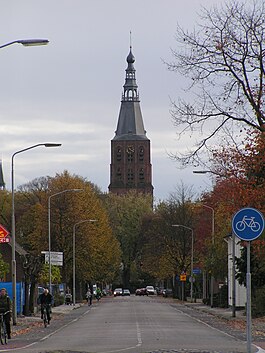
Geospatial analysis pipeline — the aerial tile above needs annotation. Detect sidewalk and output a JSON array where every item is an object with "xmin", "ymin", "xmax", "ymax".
[
  {"xmin": 183, "ymin": 301, "xmax": 265, "ymax": 351},
  {"xmin": 184, "ymin": 301, "xmax": 246, "ymax": 320}
]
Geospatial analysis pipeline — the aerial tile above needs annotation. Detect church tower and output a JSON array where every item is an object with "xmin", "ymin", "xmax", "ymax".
[{"xmin": 109, "ymin": 46, "xmax": 153, "ymax": 196}]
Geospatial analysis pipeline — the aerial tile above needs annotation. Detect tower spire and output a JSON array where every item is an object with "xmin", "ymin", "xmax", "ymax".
[{"xmin": 114, "ymin": 45, "xmax": 147, "ymax": 139}]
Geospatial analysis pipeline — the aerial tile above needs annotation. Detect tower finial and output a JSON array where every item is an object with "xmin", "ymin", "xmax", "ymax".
[{"xmin": 130, "ymin": 31, "xmax": 132, "ymax": 49}]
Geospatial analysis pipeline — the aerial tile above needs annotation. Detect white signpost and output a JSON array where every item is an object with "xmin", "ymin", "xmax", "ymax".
[{"xmin": 41, "ymin": 251, "xmax": 63, "ymax": 266}]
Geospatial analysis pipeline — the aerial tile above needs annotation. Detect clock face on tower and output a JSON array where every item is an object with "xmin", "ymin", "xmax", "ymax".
[{"xmin": 126, "ymin": 145, "xmax": 135, "ymax": 153}]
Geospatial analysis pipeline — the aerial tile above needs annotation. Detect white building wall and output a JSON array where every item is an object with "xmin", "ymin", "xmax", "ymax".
[{"xmin": 227, "ymin": 235, "xmax": 246, "ymax": 307}]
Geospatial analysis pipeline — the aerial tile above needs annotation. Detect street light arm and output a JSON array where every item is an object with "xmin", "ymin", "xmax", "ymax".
[
  {"xmin": 0, "ymin": 39, "xmax": 49, "ymax": 49},
  {"xmin": 17, "ymin": 39, "xmax": 49, "ymax": 46},
  {"xmin": 192, "ymin": 169, "xmax": 226, "ymax": 177},
  {"xmin": 48, "ymin": 185, "xmax": 83, "ymax": 201},
  {"xmin": 12, "ymin": 143, "xmax": 61, "ymax": 160},
  {"xmin": 172, "ymin": 224, "xmax": 193, "ymax": 233},
  {"xmin": 73, "ymin": 219, "xmax": 97, "ymax": 231}
]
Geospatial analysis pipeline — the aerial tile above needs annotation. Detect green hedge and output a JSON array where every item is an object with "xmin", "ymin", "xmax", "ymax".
[{"xmin": 252, "ymin": 286, "xmax": 265, "ymax": 318}]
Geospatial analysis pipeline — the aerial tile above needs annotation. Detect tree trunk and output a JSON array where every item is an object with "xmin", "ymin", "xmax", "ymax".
[
  {"xmin": 122, "ymin": 266, "xmax": 130, "ymax": 288},
  {"xmin": 23, "ymin": 280, "xmax": 30, "ymax": 316}
]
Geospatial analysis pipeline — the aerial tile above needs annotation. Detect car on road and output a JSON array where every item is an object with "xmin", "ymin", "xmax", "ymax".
[
  {"xmin": 122, "ymin": 289, "xmax": 131, "ymax": 296},
  {"xmin": 113, "ymin": 288, "xmax": 123, "ymax": 297},
  {"xmin": 146, "ymin": 285, "xmax": 156, "ymax": 295},
  {"xmin": 135, "ymin": 288, "xmax": 148, "ymax": 296},
  {"xmin": 162, "ymin": 288, "xmax": 173, "ymax": 297}
]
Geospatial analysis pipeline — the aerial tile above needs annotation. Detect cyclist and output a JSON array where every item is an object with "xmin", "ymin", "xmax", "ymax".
[
  {"xmin": 38, "ymin": 288, "xmax": 53, "ymax": 324},
  {"xmin": 95, "ymin": 287, "xmax": 101, "ymax": 301},
  {"xmin": 0, "ymin": 288, "xmax": 11, "ymax": 339}
]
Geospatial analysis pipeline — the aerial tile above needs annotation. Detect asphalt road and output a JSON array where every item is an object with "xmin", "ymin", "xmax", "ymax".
[{"xmin": 2, "ymin": 296, "xmax": 262, "ymax": 353}]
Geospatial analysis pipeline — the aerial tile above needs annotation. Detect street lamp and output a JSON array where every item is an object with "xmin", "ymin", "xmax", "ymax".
[
  {"xmin": 72, "ymin": 220, "xmax": 97, "ymax": 305},
  {"xmin": 0, "ymin": 39, "xmax": 49, "ymax": 49},
  {"xmin": 201, "ymin": 204, "xmax": 215, "ymax": 308},
  {"xmin": 193, "ymin": 170, "xmax": 212, "ymax": 174},
  {"xmin": 193, "ymin": 170, "xmax": 216, "ymax": 307},
  {"xmin": 172, "ymin": 224, "xmax": 194, "ymax": 302},
  {"xmin": 48, "ymin": 189, "xmax": 83, "ymax": 294},
  {"xmin": 11, "ymin": 143, "xmax": 61, "ymax": 325}
]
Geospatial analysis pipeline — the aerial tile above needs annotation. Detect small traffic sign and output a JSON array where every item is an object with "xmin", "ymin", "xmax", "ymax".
[
  {"xmin": 0, "ymin": 224, "xmax": 9, "ymax": 239},
  {"xmin": 232, "ymin": 208, "xmax": 264, "ymax": 241},
  {"xmin": 189, "ymin": 276, "xmax": 195, "ymax": 283},
  {"xmin": 193, "ymin": 268, "xmax": 201, "ymax": 275},
  {"xmin": 180, "ymin": 274, "xmax": 187, "ymax": 282}
]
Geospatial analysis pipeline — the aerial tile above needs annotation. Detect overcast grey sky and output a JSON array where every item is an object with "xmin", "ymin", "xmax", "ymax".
[{"xmin": 0, "ymin": 0, "xmax": 221, "ymax": 201}]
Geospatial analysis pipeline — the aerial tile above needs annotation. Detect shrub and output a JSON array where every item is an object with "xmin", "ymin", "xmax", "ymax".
[{"xmin": 252, "ymin": 286, "xmax": 265, "ymax": 318}]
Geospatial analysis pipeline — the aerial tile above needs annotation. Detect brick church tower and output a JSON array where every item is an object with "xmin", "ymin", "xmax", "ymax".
[{"xmin": 109, "ymin": 46, "xmax": 153, "ymax": 196}]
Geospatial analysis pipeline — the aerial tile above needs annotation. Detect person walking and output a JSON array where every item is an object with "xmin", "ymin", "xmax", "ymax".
[
  {"xmin": 38, "ymin": 288, "xmax": 53, "ymax": 324},
  {"xmin": 0, "ymin": 288, "xmax": 11, "ymax": 339},
  {"xmin": 86, "ymin": 289, "xmax": 92, "ymax": 306}
]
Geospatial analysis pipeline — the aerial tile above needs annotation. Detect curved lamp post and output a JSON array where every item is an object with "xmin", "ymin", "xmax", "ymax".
[
  {"xmin": 201, "ymin": 204, "xmax": 215, "ymax": 308},
  {"xmin": 172, "ymin": 224, "xmax": 194, "ymax": 302},
  {"xmin": 193, "ymin": 170, "xmax": 217, "ymax": 308},
  {"xmin": 72, "ymin": 219, "xmax": 97, "ymax": 305},
  {"xmin": 0, "ymin": 39, "xmax": 49, "ymax": 49},
  {"xmin": 48, "ymin": 189, "xmax": 83, "ymax": 294},
  {"xmin": 12, "ymin": 143, "xmax": 61, "ymax": 325}
]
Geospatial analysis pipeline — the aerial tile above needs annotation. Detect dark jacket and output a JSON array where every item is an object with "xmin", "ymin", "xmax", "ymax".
[
  {"xmin": 38, "ymin": 292, "xmax": 53, "ymax": 306},
  {"xmin": 0, "ymin": 294, "xmax": 11, "ymax": 314}
]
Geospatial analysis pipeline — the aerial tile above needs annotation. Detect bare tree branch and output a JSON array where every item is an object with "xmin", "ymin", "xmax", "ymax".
[{"xmin": 166, "ymin": 0, "xmax": 265, "ymax": 165}]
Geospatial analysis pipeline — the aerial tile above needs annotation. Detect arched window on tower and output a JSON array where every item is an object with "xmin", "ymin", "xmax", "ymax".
[
  {"xmin": 139, "ymin": 168, "xmax": 144, "ymax": 181},
  {"xmin": 116, "ymin": 168, "xmax": 122, "ymax": 181},
  {"xmin": 116, "ymin": 147, "xmax": 122, "ymax": 162},
  {"xmin": 139, "ymin": 146, "xmax": 144, "ymax": 162}
]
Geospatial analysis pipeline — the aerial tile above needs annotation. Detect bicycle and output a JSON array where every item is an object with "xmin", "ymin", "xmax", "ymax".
[
  {"xmin": 0, "ymin": 311, "xmax": 10, "ymax": 345},
  {"xmin": 41, "ymin": 304, "xmax": 51, "ymax": 328},
  {"xmin": 236, "ymin": 216, "xmax": 261, "ymax": 232}
]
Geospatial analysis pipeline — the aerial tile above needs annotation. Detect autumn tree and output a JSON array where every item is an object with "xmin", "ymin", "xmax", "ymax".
[
  {"xmin": 0, "ymin": 253, "xmax": 9, "ymax": 281},
  {"xmin": 0, "ymin": 189, "xmax": 11, "ymax": 227},
  {"xmin": 139, "ymin": 212, "xmax": 170, "ymax": 283},
  {"xmin": 139, "ymin": 185, "xmax": 198, "ymax": 299},
  {"xmin": 199, "ymin": 129, "xmax": 265, "ymax": 308},
  {"xmin": 104, "ymin": 191, "xmax": 153, "ymax": 288},
  {"xmin": 16, "ymin": 171, "xmax": 121, "ymax": 302},
  {"xmin": 210, "ymin": 131, "xmax": 265, "ymax": 211},
  {"xmin": 167, "ymin": 0, "xmax": 265, "ymax": 164}
]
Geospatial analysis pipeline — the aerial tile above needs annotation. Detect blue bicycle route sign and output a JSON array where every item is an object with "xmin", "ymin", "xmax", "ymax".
[{"xmin": 232, "ymin": 207, "xmax": 264, "ymax": 241}]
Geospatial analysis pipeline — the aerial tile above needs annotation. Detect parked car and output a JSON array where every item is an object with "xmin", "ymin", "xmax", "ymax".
[
  {"xmin": 162, "ymin": 288, "xmax": 173, "ymax": 297},
  {"xmin": 146, "ymin": 285, "xmax": 156, "ymax": 295},
  {"xmin": 122, "ymin": 289, "xmax": 131, "ymax": 296},
  {"xmin": 135, "ymin": 288, "xmax": 148, "ymax": 296},
  {"xmin": 113, "ymin": 288, "xmax": 123, "ymax": 297},
  {"xmin": 155, "ymin": 287, "xmax": 164, "ymax": 295}
]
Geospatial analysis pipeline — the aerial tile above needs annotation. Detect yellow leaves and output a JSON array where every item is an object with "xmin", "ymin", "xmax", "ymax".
[{"xmin": 14, "ymin": 171, "xmax": 122, "ymax": 284}]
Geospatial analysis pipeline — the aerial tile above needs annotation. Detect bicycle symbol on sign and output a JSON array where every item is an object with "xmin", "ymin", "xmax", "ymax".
[{"xmin": 235, "ymin": 216, "xmax": 261, "ymax": 232}]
